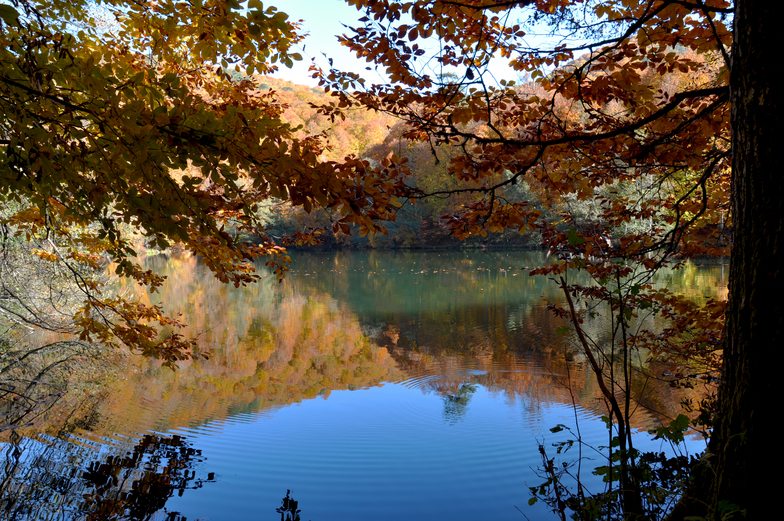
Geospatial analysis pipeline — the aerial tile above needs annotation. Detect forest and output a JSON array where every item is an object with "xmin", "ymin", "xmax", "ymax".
[{"xmin": 0, "ymin": 0, "xmax": 780, "ymax": 520}]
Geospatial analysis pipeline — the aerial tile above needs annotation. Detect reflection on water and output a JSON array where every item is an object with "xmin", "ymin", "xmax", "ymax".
[
  {"xmin": 0, "ymin": 251, "xmax": 722, "ymax": 520},
  {"xmin": 0, "ymin": 432, "xmax": 211, "ymax": 520},
  {"xmin": 277, "ymin": 490, "xmax": 302, "ymax": 521},
  {"xmin": 442, "ymin": 383, "xmax": 478, "ymax": 425}
]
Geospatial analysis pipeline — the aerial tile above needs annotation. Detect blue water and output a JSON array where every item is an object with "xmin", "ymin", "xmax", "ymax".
[
  {"xmin": 1, "ymin": 251, "xmax": 717, "ymax": 520},
  {"xmin": 155, "ymin": 383, "xmax": 704, "ymax": 521}
]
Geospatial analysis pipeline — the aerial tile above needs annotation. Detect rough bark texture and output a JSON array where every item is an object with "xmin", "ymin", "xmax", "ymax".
[{"xmin": 705, "ymin": 0, "xmax": 784, "ymax": 518}]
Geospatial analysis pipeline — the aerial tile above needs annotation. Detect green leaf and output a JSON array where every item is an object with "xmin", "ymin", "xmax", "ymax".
[
  {"xmin": 567, "ymin": 228, "xmax": 585, "ymax": 246},
  {"xmin": 555, "ymin": 326, "xmax": 570, "ymax": 335},
  {"xmin": 672, "ymin": 413, "xmax": 690, "ymax": 432},
  {"xmin": 0, "ymin": 5, "xmax": 19, "ymax": 25}
]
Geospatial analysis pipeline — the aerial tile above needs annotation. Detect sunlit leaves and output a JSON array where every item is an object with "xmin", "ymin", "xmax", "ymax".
[{"xmin": 0, "ymin": 0, "xmax": 406, "ymax": 364}]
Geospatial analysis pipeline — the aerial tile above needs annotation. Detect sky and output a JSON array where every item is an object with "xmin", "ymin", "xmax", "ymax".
[
  {"xmin": 267, "ymin": 0, "xmax": 526, "ymax": 88},
  {"xmin": 268, "ymin": 0, "xmax": 381, "ymax": 87}
]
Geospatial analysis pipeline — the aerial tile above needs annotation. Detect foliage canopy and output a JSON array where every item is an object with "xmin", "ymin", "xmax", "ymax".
[
  {"xmin": 0, "ymin": 0, "xmax": 401, "ymax": 364},
  {"xmin": 323, "ymin": 0, "xmax": 731, "ymax": 260}
]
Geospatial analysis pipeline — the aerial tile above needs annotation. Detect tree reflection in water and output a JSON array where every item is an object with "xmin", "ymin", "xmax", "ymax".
[
  {"xmin": 0, "ymin": 432, "xmax": 213, "ymax": 520},
  {"xmin": 276, "ymin": 489, "xmax": 302, "ymax": 521},
  {"xmin": 443, "ymin": 383, "xmax": 478, "ymax": 425},
  {"xmin": 0, "ymin": 252, "xmax": 721, "ymax": 519}
]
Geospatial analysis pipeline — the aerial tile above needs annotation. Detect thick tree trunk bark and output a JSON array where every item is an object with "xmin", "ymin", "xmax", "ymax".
[
  {"xmin": 699, "ymin": 1, "xmax": 784, "ymax": 518},
  {"xmin": 674, "ymin": 2, "xmax": 784, "ymax": 519}
]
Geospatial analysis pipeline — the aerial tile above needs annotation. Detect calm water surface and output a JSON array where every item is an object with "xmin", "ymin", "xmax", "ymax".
[{"xmin": 1, "ymin": 251, "xmax": 723, "ymax": 520}]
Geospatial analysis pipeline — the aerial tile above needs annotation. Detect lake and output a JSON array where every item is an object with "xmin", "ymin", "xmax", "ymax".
[{"xmin": 0, "ymin": 251, "xmax": 722, "ymax": 520}]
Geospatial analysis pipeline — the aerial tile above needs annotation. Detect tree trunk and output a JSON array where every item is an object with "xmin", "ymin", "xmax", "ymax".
[{"xmin": 694, "ymin": 1, "xmax": 784, "ymax": 518}]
